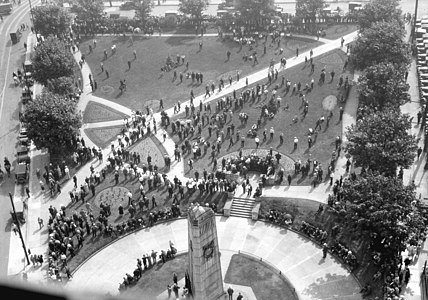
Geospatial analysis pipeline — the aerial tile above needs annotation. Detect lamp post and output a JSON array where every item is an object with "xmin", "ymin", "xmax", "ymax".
[{"xmin": 9, "ymin": 192, "xmax": 31, "ymax": 266}]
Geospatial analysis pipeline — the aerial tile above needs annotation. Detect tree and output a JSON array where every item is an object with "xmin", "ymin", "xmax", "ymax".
[
  {"xmin": 357, "ymin": 62, "xmax": 410, "ymax": 109},
  {"xmin": 345, "ymin": 107, "xmax": 417, "ymax": 176},
  {"xmin": 45, "ymin": 76, "xmax": 78, "ymax": 97},
  {"xmin": 357, "ymin": 0, "xmax": 403, "ymax": 31},
  {"xmin": 295, "ymin": 0, "xmax": 325, "ymax": 23},
  {"xmin": 31, "ymin": 5, "xmax": 71, "ymax": 37},
  {"xmin": 179, "ymin": 0, "xmax": 209, "ymax": 24},
  {"xmin": 341, "ymin": 173, "xmax": 424, "ymax": 260},
  {"xmin": 134, "ymin": 0, "xmax": 154, "ymax": 27},
  {"xmin": 32, "ymin": 36, "xmax": 75, "ymax": 86},
  {"xmin": 235, "ymin": 0, "xmax": 275, "ymax": 29},
  {"xmin": 350, "ymin": 20, "xmax": 411, "ymax": 70},
  {"xmin": 22, "ymin": 91, "xmax": 82, "ymax": 157},
  {"xmin": 74, "ymin": 0, "xmax": 105, "ymax": 33}
]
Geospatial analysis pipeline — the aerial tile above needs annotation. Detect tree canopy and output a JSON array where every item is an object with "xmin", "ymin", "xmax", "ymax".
[
  {"xmin": 45, "ymin": 76, "xmax": 78, "ymax": 97},
  {"xmin": 31, "ymin": 5, "xmax": 71, "ymax": 37},
  {"xmin": 73, "ymin": 0, "xmax": 105, "ymax": 33},
  {"xmin": 234, "ymin": 0, "xmax": 275, "ymax": 29},
  {"xmin": 341, "ymin": 173, "xmax": 424, "ymax": 259},
  {"xmin": 345, "ymin": 107, "xmax": 417, "ymax": 176},
  {"xmin": 350, "ymin": 20, "xmax": 410, "ymax": 70},
  {"xmin": 134, "ymin": 0, "xmax": 154, "ymax": 27},
  {"xmin": 22, "ymin": 91, "xmax": 82, "ymax": 157},
  {"xmin": 32, "ymin": 36, "xmax": 75, "ymax": 86},
  {"xmin": 295, "ymin": 0, "xmax": 325, "ymax": 22},
  {"xmin": 357, "ymin": 62, "xmax": 410, "ymax": 109},
  {"xmin": 357, "ymin": 0, "xmax": 403, "ymax": 30},
  {"xmin": 179, "ymin": 0, "xmax": 209, "ymax": 23}
]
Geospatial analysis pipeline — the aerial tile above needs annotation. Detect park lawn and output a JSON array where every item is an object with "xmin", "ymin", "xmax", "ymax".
[
  {"xmin": 83, "ymin": 101, "xmax": 126, "ymax": 123},
  {"xmin": 170, "ymin": 49, "xmax": 351, "ymax": 186},
  {"xmin": 259, "ymin": 197, "xmax": 321, "ymax": 230},
  {"xmin": 64, "ymin": 166, "xmax": 227, "ymax": 272},
  {"xmin": 118, "ymin": 252, "xmax": 299, "ymax": 300},
  {"xmin": 84, "ymin": 125, "xmax": 123, "ymax": 149},
  {"xmin": 120, "ymin": 254, "xmax": 188, "ymax": 300},
  {"xmin": 80, "ymin": 34, "xmax": 322, "ymax": 114},
  {"xmin": 224, "ymin": 254, "xmax": 299, "ymax": 300}
]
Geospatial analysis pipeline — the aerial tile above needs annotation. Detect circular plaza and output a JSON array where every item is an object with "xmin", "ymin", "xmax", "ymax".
[{"xmin": 67, "ymin": 217, "xmax": 361, "ymax": 300}]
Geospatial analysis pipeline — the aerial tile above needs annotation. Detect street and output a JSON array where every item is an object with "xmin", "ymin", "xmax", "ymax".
[{"xmin": 0, "ymin": 0, "xmax": 39, "ymax": 279}]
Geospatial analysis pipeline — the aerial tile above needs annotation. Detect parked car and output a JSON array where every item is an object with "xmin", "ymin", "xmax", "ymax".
[
  {"xmin": 15, "ymin": 162, "xmax": 29, "ymax": 185},
  {"xmin": 18, "ymin": 126, "xmax": 29, "ymax": 146},
  {"xmin": 17, "ymin": 145, "xmax": 30, "ymax": 164}
]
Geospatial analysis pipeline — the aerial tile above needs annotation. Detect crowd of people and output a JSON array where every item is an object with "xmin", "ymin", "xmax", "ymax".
[
  {"xmin": 24, "ymin": 6, "xmax": 423, "ymax": 300},
  {"xmin": 330, "ymin": 241, "xmax": 358, "ymax": 270},
  {"xmin": 41, "ymin": 100, "xmax": 241, "ymax": 281},
  {"xmin": 264, "ymin": 209, "xmax": 293, "ymax": 226},
  {"xmin": 219, "ymin": 150, "xmax": 277, "ymax": 177},
  {"xmin": 118, "ymin": 241, "xmax": 178, "ymax": 292}
]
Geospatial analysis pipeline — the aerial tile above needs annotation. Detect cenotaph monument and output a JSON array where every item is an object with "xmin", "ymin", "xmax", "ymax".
[{"xmin": 187, "ymin": 203, "xmax": 224, "ymax": 300}]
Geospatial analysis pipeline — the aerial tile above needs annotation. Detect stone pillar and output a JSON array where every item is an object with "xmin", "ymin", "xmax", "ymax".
[{"xmin": 188, "ymin": 204, "xmax": 224, "ymax": 300}]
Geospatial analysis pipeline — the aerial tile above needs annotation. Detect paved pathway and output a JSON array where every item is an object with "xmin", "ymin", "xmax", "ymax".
[
  {"xmin": 67, "ymin": 217, "xmax": 362, "ymax": 300},
  {"xmin": 398, "ymin": 23, "xmax": 428, "ymax": 300},
  {"xmin": 77, "ymin": 31, "xmax": 359, "ymax": 199},
  {"xmin": 1, "ymin": 28, "xmax": 385, "ymax": 300}
]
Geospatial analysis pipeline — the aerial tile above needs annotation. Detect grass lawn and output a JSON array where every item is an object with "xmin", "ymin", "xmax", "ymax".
[
  {"xmin": 84, "ymin": 125, "xmax": 123, "ymax": 149},
  {"xmin": 224, "ymin": 253, "xmax": 299, "ymax": 300},
  {"xmin": 170, "ymin": 49, "xmax": 352, "ymax": 185},
  {"xmin": 83, "ymin": 101, "xmax": 126, "ymax": 123},
  {"xmin": 64, "ymin": 166, "xmax": 228, "ymax": 272},
  {"xmin": 119, "ymin": 252, "xmax": 298, "ymax": 300},
  {"xmin": 259, "ymin": 197, "xmax": 321, "ymax": 230},
  {"xmin": 120, "ymin": 254, "xmax": 188, "ymax": 300},
  {"xmin": 80, "ymin": 34, "xmax": 322, "ymax": 114}
]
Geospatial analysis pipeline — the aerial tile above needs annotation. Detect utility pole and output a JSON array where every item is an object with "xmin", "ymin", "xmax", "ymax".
[
  {"xmin": 28, "ymin": 0, "xmax": 35, "ymax": 28},
  {"xmin": 413, "ymin": 0, "xmax": 419, "ymax": 42},
  {"xmin": 9, "ymin": 193, "xmax": 31, "ymax": 266}
]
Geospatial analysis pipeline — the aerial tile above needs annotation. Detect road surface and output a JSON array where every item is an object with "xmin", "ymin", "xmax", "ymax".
[{"xmin": 0, "ymin": 0, "xmax": 40, "ymax": 279}]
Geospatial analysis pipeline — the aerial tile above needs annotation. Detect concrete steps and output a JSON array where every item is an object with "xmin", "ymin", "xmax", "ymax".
[{"xmin": 230, "ymin": 197, "xmax": 255, "ymax": 218}]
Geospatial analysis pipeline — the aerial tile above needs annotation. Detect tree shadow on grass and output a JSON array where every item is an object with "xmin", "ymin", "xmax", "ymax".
[{"xmin": 302, "ymin": 273, "xmax": 360, "ymax": 299}]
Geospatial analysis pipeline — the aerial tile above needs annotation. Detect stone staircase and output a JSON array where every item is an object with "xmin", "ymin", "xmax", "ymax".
[{"xmin": 230, "ymin": 197, "xmax": 256, "ymax": 218}]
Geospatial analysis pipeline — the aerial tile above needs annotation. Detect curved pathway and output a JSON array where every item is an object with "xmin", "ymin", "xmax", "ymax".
[
  {"xmin": 74, "ymin": 30, "xmax": 359, "ymax": 199},
  {"xmin": 8, "ymin": 30, "xmax": 360, "ymax": 289},
  {"xmin": 67, "ymin": 217, "xmax": 362, "ymax": 300}
]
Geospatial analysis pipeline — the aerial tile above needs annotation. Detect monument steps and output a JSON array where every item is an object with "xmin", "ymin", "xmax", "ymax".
[{"xmin": 230, "ymin": 197, "xmax": 255, "ymax": 218}]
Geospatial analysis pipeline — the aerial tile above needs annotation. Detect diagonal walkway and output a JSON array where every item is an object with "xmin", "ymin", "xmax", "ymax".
[
  {"xmin": 8, "ymin": 31, "xmax": 362, "ymax": 292},
  {"xmin": 67, "ymin": 217, "xmax": 362, "ymax": 300},
  {"xmin": 80, "ymin": 31, "xmax": 359, "ymax": 187}
]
